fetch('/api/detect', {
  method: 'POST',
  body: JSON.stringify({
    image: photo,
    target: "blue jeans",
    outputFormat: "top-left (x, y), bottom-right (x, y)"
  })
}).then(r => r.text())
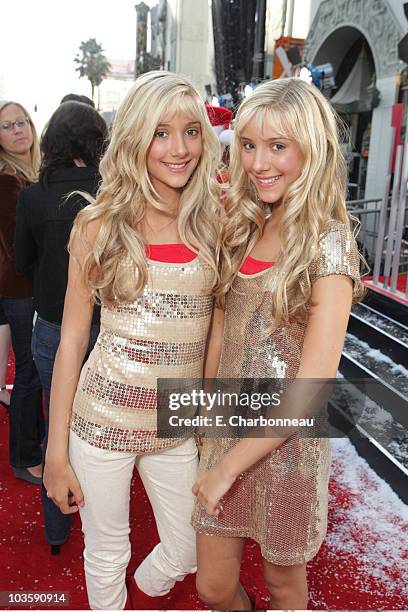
top-left (0, 297), bottom-right (43, 468)
top-left (32, 316), bottom-right (99, 545)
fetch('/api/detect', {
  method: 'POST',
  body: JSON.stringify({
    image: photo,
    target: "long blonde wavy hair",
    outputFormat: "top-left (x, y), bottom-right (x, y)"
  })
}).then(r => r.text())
top-left (0, 101), bottom-right (40, 181)
top-left (71, 71), bottom-right (221, 305)
top-left (218, 77), bottom-right (365, 322)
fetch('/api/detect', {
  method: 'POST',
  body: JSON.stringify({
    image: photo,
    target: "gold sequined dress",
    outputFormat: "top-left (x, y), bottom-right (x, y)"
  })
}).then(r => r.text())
top-left (70, 245), bottom-right (213, 454)
top-left (192, 221), bottom-right (361, 565)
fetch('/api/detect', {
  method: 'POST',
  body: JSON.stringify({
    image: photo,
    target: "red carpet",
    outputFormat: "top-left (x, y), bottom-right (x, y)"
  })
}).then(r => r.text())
top-left (1, 352), bottom-right (407, 610)
top-left (364, 273), bottom-right (407, 292)
top-left (364, 274), bottom-right (408, 306)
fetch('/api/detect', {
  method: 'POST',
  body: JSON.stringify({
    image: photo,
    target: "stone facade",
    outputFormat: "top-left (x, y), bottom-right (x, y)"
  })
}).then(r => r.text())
top-left (150, 0), bottom-right (216, 99)
top-left (305, 0), bottom-right (406, 202)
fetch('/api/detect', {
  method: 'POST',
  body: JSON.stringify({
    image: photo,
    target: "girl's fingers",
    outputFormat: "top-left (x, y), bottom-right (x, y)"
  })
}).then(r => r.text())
top-left (197, 492), bottom-right (207, 509)
top-left (70, 484), bottom-right (84, 507)
top-left (55, 495), bottom-right (78, 515)
top-left (194, 481), bottom-right (222, 516)
top-left (68, 493), bottom-right (84, 508)
top-left (198, 492), bottom-right (219, 516)
top-left (65, 505), bottom-right (79, 515)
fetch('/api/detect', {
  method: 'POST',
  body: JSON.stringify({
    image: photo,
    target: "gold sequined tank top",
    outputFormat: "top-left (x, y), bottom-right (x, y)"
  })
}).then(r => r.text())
top-left (70, 249), bottom-right (214, 453)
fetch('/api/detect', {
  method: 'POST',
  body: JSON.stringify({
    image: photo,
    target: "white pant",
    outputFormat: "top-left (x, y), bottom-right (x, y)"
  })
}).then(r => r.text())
top-left (69, 432), bottom-right (198, 610)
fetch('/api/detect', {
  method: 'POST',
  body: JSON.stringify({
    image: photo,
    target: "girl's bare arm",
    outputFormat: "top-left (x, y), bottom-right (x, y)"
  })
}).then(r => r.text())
top-left (43, 221), bottom-right (99, 514)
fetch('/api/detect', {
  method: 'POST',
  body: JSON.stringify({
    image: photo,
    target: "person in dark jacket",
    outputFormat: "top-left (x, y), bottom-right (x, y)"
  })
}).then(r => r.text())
top-left (0, 100), bottom-right (44, 484)
top-left (15, 101), bottom-right (107, 553)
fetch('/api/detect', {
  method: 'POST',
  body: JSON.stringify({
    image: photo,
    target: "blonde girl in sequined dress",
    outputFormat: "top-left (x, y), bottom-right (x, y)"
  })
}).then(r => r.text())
top-left (192, 78), bottom-right (365, 610)
top-left (43, 71), bottom-right (221, 610)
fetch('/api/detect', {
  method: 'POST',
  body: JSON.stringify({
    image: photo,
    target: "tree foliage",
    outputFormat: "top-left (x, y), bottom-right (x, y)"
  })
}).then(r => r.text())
top-left (74, 38), bottom-right (111, 101)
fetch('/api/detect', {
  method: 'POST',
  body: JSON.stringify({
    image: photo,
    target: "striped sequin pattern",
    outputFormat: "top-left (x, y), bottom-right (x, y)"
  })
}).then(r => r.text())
top-left (71, 258), bottom-right (213, 453)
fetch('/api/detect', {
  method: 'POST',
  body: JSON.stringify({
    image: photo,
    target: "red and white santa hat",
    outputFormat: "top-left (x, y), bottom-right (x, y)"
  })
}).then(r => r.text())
top-left (205, 104), bottom-right (233, 146)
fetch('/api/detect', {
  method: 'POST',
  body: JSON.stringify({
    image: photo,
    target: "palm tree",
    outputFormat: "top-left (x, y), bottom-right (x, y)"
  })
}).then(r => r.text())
top-left (74, 38), bottom-right (111, 103)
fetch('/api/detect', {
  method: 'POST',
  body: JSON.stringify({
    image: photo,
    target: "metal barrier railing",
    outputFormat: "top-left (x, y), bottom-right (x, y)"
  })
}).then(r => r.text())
top-left (347, 197), bottom-right (408, 298)
top-left (372, 136), bottom-right (408, 299)
top-left (346, 198), bottom-right (383, 261)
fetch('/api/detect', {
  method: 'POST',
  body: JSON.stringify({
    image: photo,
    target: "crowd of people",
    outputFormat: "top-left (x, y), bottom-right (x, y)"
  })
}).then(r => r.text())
top-left (0, 72), bottom-right (362, 611)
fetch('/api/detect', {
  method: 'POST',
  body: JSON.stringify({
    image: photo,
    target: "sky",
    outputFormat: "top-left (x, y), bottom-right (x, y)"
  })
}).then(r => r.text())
top-left (1, 0), bottom-right (310, 132)
top-left (0, 0), bottom-right (158, 129)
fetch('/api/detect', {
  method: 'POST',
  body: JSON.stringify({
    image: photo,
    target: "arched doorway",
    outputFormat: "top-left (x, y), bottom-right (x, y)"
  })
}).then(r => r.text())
top-left (304, 0), bottom-right (403, 203)
top-left (312, 27), bottom-right (378, 199)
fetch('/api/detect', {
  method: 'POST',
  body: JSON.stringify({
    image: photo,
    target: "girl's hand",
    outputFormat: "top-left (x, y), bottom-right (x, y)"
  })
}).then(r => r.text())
top-left (192, 463), bottom-right (236, 516)
top-left (43, 459), bottom-right (84, 515)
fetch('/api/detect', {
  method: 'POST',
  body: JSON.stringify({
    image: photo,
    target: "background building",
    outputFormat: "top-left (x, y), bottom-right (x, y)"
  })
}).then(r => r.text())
top-left (211, 0), bottom-right (257, 103)
top-left (264, 0), bottom-right (312, 78)
top-left (210, 0), bottom-right (311, 104)
top-left (98, 59), bottom-right (135, 125)
top-left (148, 0), bottom-right (216, 99)
top-left (305, 0), bottom-right (406, 203)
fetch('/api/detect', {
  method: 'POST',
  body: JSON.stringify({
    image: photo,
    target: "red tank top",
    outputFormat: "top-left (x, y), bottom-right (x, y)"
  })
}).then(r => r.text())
top-left (240, 255), bottom-right (274, 275)
top-left (145, 243), bottom-right (197, 263)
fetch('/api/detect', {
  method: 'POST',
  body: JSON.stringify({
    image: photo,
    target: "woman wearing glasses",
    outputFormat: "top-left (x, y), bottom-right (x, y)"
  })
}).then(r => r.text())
top-left (0, 101), bottom-right (44, 485)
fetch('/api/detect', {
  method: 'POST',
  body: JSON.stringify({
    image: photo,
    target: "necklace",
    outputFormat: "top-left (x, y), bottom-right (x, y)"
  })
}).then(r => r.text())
top-left (142, 214), bottom-right (178, 237)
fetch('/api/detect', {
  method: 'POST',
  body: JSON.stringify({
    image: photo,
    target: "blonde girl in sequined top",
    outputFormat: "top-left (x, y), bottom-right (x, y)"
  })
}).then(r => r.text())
top-left (43, 71), bottom-right (221, 610)
top-left (192, 78), bottom-right (364, 610)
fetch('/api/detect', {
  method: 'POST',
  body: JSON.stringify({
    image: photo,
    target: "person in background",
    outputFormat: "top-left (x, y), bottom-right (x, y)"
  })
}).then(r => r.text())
top-left (15, 101), bottom-right (108, 554)
top-left (60, 94), bottom-right (95, 108)
top-left (0, 322), bottom-right (11, 410)
top-left (0, 100), bottom-right (43, 484)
